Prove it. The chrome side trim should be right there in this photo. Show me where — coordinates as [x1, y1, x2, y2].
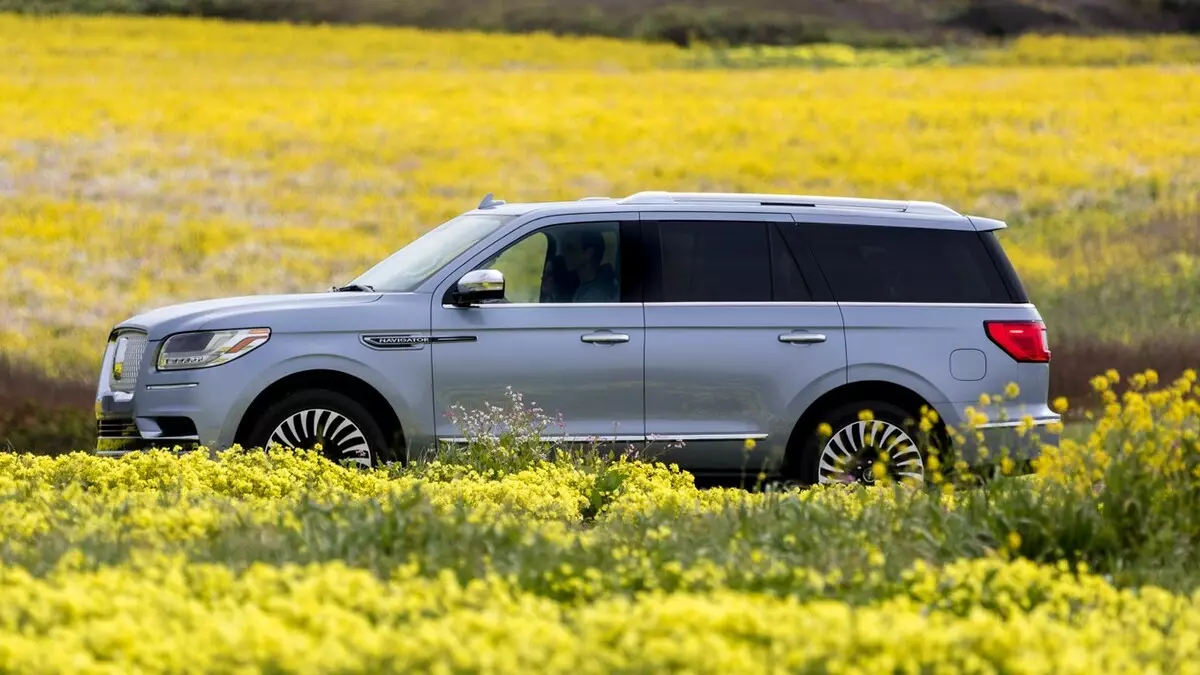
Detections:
[440, 301, 1033, 309]
[437, 433, 770, 444]
[439, 434, 646, 444]
[652, 433, 770, 442]
[442, 302, 631, 309]
[974, 418, 1060, 430]
[838, 302, 1037, 309]
[145, 383, 198, 391]
[98, 435, 201, 442]
[645, 302, 840, 308]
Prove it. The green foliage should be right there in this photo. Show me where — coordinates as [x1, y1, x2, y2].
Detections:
[0, 403, 93, 455]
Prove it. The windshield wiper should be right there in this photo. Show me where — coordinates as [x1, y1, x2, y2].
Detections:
[331, 283, 375, 292]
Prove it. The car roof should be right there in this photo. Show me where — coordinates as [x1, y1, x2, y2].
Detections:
[465, 191, 1005, 231]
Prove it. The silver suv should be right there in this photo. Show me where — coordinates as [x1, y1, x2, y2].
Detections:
[95, 191, 1060, 485]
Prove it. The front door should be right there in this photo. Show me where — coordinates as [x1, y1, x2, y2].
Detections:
[430, 213, 645, 448]
[641, 212, 848, 475]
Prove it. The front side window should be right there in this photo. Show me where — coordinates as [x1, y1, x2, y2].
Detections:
[802, 224, 1014, 303]
[654, 220, 772, 302]
[476, 221, 622, 304]
[349, 213, 514, 292]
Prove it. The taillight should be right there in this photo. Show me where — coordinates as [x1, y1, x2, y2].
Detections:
[984, 320, 1051, 363]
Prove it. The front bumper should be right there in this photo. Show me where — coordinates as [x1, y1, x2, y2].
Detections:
[94, 333, 235, 456]
[95, 386, 206, 455]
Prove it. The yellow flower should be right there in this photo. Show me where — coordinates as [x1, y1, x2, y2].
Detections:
[816, 423, 833, 438]
[1004, 382, 1020, 399]
[1052, 397, 1069, 414]
[743, 438, 757, 451]
[857, 409, 875, 422]
[1006, 531, 1022, 551]
[1000, 456, 1015, 475]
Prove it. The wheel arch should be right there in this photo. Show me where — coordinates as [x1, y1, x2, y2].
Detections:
[782, 379, 946, 471]
[233, 369, 405, 454]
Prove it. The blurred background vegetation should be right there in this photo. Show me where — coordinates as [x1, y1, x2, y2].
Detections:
[3, 0, 1198, 47]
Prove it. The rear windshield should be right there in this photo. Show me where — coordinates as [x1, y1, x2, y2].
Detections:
[795, 224, 1021, 304]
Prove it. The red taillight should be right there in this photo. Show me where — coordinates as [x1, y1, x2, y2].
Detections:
[985, 320, 1051, 363]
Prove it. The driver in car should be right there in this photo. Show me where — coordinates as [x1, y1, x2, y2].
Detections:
[560, 229, 618, 303]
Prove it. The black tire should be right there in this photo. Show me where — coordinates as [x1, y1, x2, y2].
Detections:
[788, 399, 931, 487]
[245, 388, 391, 467]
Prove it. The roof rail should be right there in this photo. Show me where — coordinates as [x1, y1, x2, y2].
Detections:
[966, 215, 1007, 231]
[617, 191, 959, 216]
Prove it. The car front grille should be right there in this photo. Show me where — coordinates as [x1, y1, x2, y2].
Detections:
[97, 417, 138, 438]
[109, 331, 148, 393]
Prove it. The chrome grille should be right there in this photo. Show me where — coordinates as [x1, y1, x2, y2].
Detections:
[97, 417, 137, 438]
[110, 331, 148, 393]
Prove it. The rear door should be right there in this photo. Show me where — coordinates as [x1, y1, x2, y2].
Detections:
[641, 211, 847, 474]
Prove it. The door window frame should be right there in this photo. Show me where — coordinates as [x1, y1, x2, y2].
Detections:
[435, 212, 644, 308]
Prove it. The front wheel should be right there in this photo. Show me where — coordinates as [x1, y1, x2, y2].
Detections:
[792, 400, 929, 487]
[245, 389, 389, 467]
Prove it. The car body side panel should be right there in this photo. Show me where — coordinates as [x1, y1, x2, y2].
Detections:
[644, 302, 848, 472]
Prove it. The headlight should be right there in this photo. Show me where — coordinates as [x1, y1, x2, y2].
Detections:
[157, 328, 271, 371]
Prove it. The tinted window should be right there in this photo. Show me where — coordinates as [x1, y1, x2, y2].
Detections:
[770, 224, 813, 302]
[802, 225, 1013, 303]
[655, 221, 772, 302]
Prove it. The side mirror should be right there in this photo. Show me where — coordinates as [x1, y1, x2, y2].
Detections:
[451, 269, 505, 306]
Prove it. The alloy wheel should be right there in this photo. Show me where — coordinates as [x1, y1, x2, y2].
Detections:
[818, 419, 924, 485]
[268, 408, 372, 466]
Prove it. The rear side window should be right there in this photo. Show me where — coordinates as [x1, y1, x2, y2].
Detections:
[652, 220, 772, 302]
[801, 224, 1015, 304]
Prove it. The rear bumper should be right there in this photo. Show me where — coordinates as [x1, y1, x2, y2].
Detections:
[954, 415, 1061, 465]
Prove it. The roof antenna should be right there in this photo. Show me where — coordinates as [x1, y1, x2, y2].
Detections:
[478, 192, 506, 209]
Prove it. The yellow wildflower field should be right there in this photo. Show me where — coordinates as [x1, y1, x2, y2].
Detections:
[0, 370, 1198, 671]
[1, 14, 1199, 380]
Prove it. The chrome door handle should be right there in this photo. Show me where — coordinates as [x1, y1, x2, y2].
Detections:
[779, 332, 826, 344]
[581, 332, 630, 345]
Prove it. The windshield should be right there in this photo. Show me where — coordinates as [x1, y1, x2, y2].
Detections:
[349, 213, 514, 292]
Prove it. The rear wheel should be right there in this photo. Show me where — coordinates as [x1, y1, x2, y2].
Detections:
[791, 400, 928, 487]
[245, 389, 390, 467]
